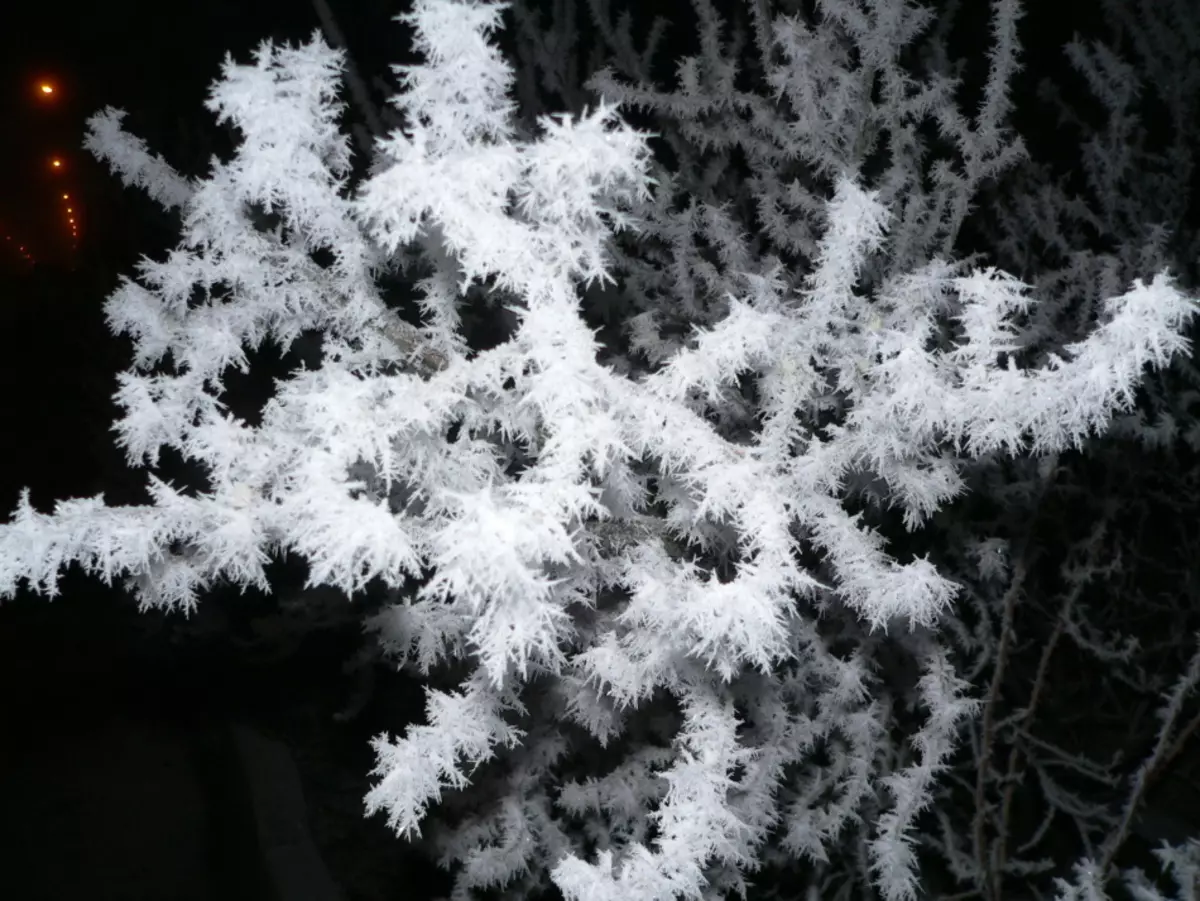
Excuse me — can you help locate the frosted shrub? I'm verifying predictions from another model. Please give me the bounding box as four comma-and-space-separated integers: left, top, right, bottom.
1, 1, 1197, 900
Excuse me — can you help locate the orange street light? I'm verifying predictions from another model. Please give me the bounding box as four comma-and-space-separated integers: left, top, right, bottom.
50, 158, 62, 169
35, 81, 59, 107
62, 193, 69, 200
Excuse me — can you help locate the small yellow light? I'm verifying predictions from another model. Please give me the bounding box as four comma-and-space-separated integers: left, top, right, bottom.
51, 159, 62, 168
62, 193, 69, 200
39, 84, 54, 95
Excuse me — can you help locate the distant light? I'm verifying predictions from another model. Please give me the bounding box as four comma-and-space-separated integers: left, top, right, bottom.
62, 193, 69, 200
40, 84, 53, 94
51, 158, 62, 168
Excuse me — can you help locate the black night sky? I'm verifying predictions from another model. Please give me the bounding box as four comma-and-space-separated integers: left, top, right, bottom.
0, 0, 409, 270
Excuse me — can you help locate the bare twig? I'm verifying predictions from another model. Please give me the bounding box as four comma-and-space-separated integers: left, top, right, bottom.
1097, 633, 1200, 878
972, 457, 1062, 901
993, 591, 1072, 871
973, 554, 1027, 901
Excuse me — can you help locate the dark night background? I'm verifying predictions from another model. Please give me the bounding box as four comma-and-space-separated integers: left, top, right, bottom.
0, 0, 1190, 899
